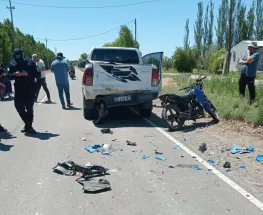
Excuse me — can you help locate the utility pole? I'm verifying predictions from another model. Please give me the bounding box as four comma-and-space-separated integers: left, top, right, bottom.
6, 0, 15, 50
134, 18, 137, 43
223, 0, 234, 75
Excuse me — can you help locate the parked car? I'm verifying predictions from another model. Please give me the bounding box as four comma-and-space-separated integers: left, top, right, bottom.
82, 47, 163, 120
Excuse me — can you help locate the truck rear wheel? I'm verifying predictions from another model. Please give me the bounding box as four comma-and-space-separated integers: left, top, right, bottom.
139, 101, 153, 118
83, 97, 97, 120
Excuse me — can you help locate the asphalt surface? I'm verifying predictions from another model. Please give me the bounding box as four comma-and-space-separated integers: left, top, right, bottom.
0, 68, 262, 215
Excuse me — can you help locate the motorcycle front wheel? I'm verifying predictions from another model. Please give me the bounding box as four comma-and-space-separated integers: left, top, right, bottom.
161, 105, 185, 131
207, 102, 219, 123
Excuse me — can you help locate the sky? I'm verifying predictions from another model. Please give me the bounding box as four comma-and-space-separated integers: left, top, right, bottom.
0, 0, 254, 60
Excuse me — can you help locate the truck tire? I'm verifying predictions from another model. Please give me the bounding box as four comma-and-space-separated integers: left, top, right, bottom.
139, 101, 153, 118
83, 97, 97, 120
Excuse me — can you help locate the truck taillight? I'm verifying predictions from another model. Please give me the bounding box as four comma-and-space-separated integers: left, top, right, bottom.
82, 64, 93, 86
151, 68, 159, 87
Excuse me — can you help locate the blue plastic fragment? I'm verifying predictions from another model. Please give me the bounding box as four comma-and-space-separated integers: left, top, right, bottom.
155, 155, 166, 161
92, 144, 102, 149
183, 138, 187, 142
240, 165, 246, 169
141, 155, 150, 159
173, 146, 181, 150
225, 168, 232, 172
120, 149, 124, 152
144, 135, 153, 138
85, 146, 97, 153
193, 165, 202, 170
208, 169, 213, 171
246, 146, 254, 152
151, 170, 156, 173
208, 159, 215, 164
256, 155, 263, 162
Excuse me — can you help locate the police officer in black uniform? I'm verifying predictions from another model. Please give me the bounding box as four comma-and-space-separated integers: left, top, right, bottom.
8, 48, 40, 134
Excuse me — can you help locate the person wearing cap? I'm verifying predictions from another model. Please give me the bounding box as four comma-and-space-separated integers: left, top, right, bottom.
8, 48, 40, 134
32, 54, 51, 103
50, 52, 73, 109
238, 41, 260, 104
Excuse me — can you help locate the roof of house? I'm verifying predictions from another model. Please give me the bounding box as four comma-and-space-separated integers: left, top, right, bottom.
231, 40, 263, 51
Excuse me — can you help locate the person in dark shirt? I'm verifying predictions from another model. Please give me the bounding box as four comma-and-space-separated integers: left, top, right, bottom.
8, 48, 40, 134
238, 42, 260, 104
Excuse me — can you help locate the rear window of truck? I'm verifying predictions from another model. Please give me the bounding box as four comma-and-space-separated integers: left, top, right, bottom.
91, 49, 139, 64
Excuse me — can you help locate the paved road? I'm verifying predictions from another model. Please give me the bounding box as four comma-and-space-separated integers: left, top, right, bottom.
0, 69, 262, 215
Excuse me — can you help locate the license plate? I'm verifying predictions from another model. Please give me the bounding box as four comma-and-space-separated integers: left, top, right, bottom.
114, 95, 131, 102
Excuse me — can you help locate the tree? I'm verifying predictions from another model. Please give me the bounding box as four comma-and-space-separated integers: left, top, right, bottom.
207, 0, 214, 48
103, 25, 139, 49
80, 53, 88, 60
172, 48, 198, 73
247, 3, 255, 39
194, 2, 204, 54
202, 4, 209, 55
163, 56, 173, 71
216, 0, 228, 49
254, 0, 263, 40
183, 18, 190, 49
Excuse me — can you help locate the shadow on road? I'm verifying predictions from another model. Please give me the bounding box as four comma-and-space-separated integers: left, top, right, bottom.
93, 107, 165, 128
0, 132, 17, 140
38, 101, 57, 105
67, 106, 82, 111
0, 143, 14, 151
25, 131, 60, 140
167, 120, 217, 133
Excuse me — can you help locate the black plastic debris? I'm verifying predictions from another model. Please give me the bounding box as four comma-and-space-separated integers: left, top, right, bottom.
126, 140, 137, 146
155, 150, 163, 155
168, 165, 175, 168
223, 161, 231, 168
101, 128, 113, 134
176, 164, 195, 168
52, 161, 110, 194
199, 143, 207, 153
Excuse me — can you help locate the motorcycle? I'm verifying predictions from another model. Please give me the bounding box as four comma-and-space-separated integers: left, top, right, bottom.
159, 76, 219, 131
69, 68, 76, 80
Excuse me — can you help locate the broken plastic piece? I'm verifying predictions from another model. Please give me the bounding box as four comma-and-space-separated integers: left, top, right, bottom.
173, 146, 181, 150
223, 161, 231, 168
156, 155, 166, 161
193, 165, 202, 170
246, 146, 254, 152
256, 155, 263, 162
225, 168, 232, 172
101, 128, 113, 134
52, 163, 76, 176
144, 135, 153, 138
141, 155, 150, 159
168, 166, 175, 168
155, 150, 163, 155
80, 177, 111, 193
208, 159, 215, 164
82, 137, 87, 141
126, 140, 137, 146
240, 165, 246, 169
151, 170, 156, 173
86, 146, 97, 153
231, 144, 252, 154
199, 143, 207, 153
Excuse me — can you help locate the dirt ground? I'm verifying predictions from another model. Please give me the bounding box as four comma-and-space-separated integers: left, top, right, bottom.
152, 99, 263, 201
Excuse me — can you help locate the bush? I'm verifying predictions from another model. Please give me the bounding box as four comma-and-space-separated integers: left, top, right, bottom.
163, 56, 173, 71
207, 48, 226, 74
172, 48, 198, 73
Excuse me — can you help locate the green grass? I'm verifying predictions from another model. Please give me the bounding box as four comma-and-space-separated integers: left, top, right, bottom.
162, 74, 263, 126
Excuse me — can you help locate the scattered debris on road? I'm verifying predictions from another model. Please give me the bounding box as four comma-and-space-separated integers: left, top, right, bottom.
208, 159, 215, 164
144, 135, 153, 138
173, 145, 181, 150
240, 165, 246, 169
198, 143, 207, 153
223, 161, 231, 168
156, 155, 166, 161
82, 137, 87, 141
101, 128, 113, 134
142, 155, 150, 159
168, 165, 175, 168
255, 155, 263, 163
193, 165, 202, 170
155, 150, 163, 155
176, 164, 195, 168
126, 140, 137, 146
53, 161, 110, 193
231, 144, 254, 154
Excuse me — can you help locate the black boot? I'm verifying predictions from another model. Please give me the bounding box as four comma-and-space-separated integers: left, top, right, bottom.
26, 121, 36, 134
0, 124, 7, 132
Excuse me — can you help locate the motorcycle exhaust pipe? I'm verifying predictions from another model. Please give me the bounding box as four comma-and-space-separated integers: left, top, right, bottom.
178, 112, 192, 120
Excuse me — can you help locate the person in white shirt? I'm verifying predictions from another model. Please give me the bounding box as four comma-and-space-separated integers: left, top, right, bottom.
32, 54, 51, 103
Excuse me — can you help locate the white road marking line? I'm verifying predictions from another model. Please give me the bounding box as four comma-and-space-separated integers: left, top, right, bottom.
38, 96, 47, 106
141, 114, 263, 211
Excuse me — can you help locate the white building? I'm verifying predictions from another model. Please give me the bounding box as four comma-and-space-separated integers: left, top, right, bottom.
230, 40, 263, 72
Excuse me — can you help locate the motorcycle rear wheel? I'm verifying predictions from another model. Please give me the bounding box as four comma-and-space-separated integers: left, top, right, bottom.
162, 105, 185, 131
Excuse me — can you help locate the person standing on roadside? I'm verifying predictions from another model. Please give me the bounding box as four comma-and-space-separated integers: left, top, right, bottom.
50, 52, 73, 109
8, 48, 40, 134
32, 54, 51, 103
238, 41, 260, 105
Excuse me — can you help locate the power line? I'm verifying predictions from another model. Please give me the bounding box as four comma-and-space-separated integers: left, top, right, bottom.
34, 20, 134, 42
0, 0, 159, 9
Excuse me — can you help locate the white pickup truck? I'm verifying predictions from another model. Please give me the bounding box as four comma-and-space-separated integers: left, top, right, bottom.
82, 47, 163, 120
